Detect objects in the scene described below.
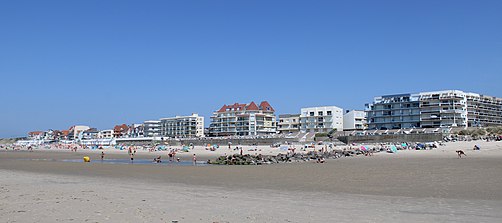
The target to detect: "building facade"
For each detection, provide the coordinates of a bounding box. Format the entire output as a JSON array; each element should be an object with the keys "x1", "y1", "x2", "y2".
[
  {"x1": 366, "y1": 90, "x2": 502, "y2": 129},
  {"x1": 278, "y1": 114, "x2": 301, "y2": 133},
  {"x1": 300, "y1": 106, "x2": 343, "y2": 133},
  {"x1": 160, "y1": 113, "x2": 205, "y2": 138},
  {"x1": 343, "y1": 110, "x2": 367, "y2": 130},
  {"x1": 366, "y1": 94, "x2": 421, "y2": 130},
  {"x1": 143, "y1": 120, "x2": 161, "y2": 137},
  {"x1": 209, "y1": 101, "x2": 276, "y2": 136},
  {"x1": 68, "y1": 125, "x2": 91, "y2": 140},
  {"x1": 98, "y1": 130, "x2": 114, "y2": 139}
]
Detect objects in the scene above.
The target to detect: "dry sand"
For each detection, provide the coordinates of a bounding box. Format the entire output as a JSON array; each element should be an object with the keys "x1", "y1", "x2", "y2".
[{"x1": 1, "y1": 141, "x2": 502, "y2": 222}]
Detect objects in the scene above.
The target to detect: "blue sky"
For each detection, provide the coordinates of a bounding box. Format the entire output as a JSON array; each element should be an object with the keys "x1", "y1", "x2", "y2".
[{"x1": 1, "y1": 0, "x2": 501, "y2": 138}]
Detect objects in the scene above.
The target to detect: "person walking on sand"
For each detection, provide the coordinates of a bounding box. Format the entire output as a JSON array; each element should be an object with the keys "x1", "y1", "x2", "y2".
[
  {"x1": 130, "y1": 151, "x2": 135, "y2": 162},
  {"x1": 101, "y1": 151, "x2": 105, "y2": 161},
  {"x1": 193, "y1": 154, "x2": 197, "y2": 166}
]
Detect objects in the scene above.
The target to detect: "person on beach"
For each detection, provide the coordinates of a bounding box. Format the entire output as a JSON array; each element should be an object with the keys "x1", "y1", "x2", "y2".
[
  {"x1": 130, "y1": 152, "x2": 135, "y2": 162},
  {"x1": 168, "y1": 151, "x2": 173, "y2": 162},
  {"x1": 101, "y1": 151, "x2": 105, "y2": 161},
  {"x1": 153, "y1": 156, "x2": 161, "y2": 163},
  {"x1": 193, "y1": 154, "x2": 197, "y2": 165}
]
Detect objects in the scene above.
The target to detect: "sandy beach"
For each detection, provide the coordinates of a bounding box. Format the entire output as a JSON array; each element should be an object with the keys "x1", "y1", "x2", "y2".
[{"x1": 1, "y1": 141, "x2": 502, "y2": 222}]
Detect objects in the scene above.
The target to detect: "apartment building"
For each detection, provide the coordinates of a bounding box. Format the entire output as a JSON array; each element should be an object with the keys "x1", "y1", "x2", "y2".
[
  {"x1": 366, "y1": 90, "x2": 502, "y2": 129},
  {"x1": 160, "y1": 113, "x2": 205, "y2": 138},
  {"x1": 82, "y1": 128, "x2": 99, "y2": 140},
  {"x1": 143, "y1": 120, "x2": 161, "y2": 137},
  {"x1": 209, "y1": 101, "x2": 276, "y2": 136},
  {"x1": 419, "y1": 90, "x2": 468, "y2": 128},
  {"x1": 366, "y1": 94, "x2": 421, "y2": 130},
  {"x1": 278, "y1": 114, "x2": 301, "y2": 133},
  {"x1": 343, "y1": 110, "x2": 367, "y2": 130},
  {"x1": 98, "y1": 129, "x2": 114, "y2": 139},
  {"x1": 300, "y1": 106, "x2": 343, "y2": 133},
  {"x1": 68, "y1": 125, "x2": 91, "y2": 140},
  {"x1": 466, "y1": 93, "x2": 502, "y2": 127}
]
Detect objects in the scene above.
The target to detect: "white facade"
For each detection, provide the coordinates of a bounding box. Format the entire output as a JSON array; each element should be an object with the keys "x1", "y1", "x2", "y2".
[
  {"x1": 69, "y1": 125, "x2": 90, "y2": 140},
  {"x1": 343, "y1": 110, "x2": 367, "y2": 130},
  {"x1": 300, "y1": 106, "x2": 343, "y2": 133},
  {"x1": 209, "y1": 101, "x2": 277, "y2": 136},
  {"x1": 366, "y1": 90, "x2": 502, "y2": 129},
  {"x1": 160, "y1": 113, "x2": 205, "y2": 138},
  {"x1": 98, "y1": 129, "x2": 114, "y2": 139},
  {"x1": 143, "y1": 120, "x2": 161, "y2": 137}
]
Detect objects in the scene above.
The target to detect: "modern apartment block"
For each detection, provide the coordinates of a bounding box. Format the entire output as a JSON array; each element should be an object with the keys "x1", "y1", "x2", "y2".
[
  {"x1": 300, "y1": 106, "x2": 343, "y2": 133},
  {"x1": 160, "y1": 113, "x2": 205, "y2": 138},
  {"x1": 366, "y1": 94, "x2": 421, "y2": 130},
  {"x1": 466, "y1": 93, "x2": 502, "y2": 127},
  {"x1": 278, "y1": 114, "x2": 301, "y2": 133},
  {"x1": 343, "y1": 110, "x2": 367, "y2": 130},
  {"x1": 209, "y1": 101, "x2": 276, "y2": 136},
  {"x1": 419, "y1": 90, "x2": 468, "y2": 128},
  {"x1": 143, "y1": 120, "x2": 161, "y2": 137},
  {"x1": 366, "y1": 90, "x2": 502, "y2": 129}
]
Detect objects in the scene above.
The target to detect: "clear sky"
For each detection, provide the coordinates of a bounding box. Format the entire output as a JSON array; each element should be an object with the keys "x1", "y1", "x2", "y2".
[{"x1": 1, "y1": 0, "x2": 501, "y2": 138}]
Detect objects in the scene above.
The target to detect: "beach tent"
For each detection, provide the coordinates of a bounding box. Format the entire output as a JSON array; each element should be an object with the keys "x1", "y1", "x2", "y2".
[
  {"x1": 181, "y1": 146, "x2": 190, "y2": 152},
  {"x1": 390, "y1": 145, "x2": 398, "y2": 153}
]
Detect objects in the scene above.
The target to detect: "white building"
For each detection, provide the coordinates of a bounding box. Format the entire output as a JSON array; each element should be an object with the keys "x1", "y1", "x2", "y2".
[
  {"x1": 98, "y1": 129, "x2": 114, "y2": 139},
  {"x1": 300, "y1": 106, "x2": 343, "y2": 133},
  {"x1": 68, "y1": 125, "x2": 90, "y2": 140},
  {"x1": 209, "y1": 101, "x2": 276, "y2": 136},
  {"x1": 160, "y1": 113, "x2": 205, "y2": 138},
  {"x1": 278, "y1": 114, "x2": 301, "y2": 133},
  {"x1": 143, "y1": 120, "x2": 161, "y2": 137},
  {"x1": 343, "y1": 110, "x2": 367, "y2": 130},
  {"x1": 82, "y1": 128, "x2": 99, "y2": 140},
  {"x1": 366, "y1": 90, "x2": 502, "y2": 129}
]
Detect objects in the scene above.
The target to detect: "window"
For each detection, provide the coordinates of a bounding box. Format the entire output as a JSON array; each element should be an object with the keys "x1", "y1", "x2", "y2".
[
  {"x1": 327, "y1": 111, "x2": 332, "y2": 115},
  {"x1": 318, "y1": 111, "x2": 323, "y2": 116},
  {"x1": 310, "y1": 112, "x2": 314, "y2": 116}
]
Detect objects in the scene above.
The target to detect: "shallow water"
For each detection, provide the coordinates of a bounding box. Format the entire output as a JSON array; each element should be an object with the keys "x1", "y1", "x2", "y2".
[{"x1": 32, "y1": 158, "x2": 208, "y2": 166}]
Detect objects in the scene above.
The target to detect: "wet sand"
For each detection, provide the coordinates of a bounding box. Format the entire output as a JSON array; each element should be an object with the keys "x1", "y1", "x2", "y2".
[{"x1": 1, "y1": 141, "x2": 502, "y2": 222}]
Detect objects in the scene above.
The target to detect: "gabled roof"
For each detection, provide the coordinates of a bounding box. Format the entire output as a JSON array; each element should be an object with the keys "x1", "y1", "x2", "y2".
[
  {"x1": 259, "y1": 101, "x2": 275, "y2": 112},
  {"x1": 28, "y1": 131, "x2": 44, "y2": 136},
  {"x1": 114, "y1": 124, "x2": 129, "y2": 132},
  {"x1": 247, "y1": 101, "x2": 260, "y2": 111},
  {"x1": 216, "y1": 101, "x2": 275, "y2": 113}
]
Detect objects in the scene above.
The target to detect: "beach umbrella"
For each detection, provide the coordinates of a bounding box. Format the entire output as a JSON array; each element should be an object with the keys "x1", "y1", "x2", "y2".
[{"x1": 360, "y1": 146, "x2": 367, "y2": 151}]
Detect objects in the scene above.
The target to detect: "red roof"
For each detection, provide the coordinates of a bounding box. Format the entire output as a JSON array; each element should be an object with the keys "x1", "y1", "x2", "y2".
[
  {"x1": 217, "y1": 103, "x2": 247, "y2": 112},
  {"x1": 259, "y1": 101, "x2": 275, "y2": 112},
  {"x1": 28, "y1": 131, "x2": 44, "y2": 136},
  {"x1": 216, "y1": 101, "x2": 275, "y2": 113},
  {"x1": 114, "y1": 124, "x2": 129, "y2": 132},
  {"x1": 247, "y1": 101, "x2": 259, "y2": 111}
]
